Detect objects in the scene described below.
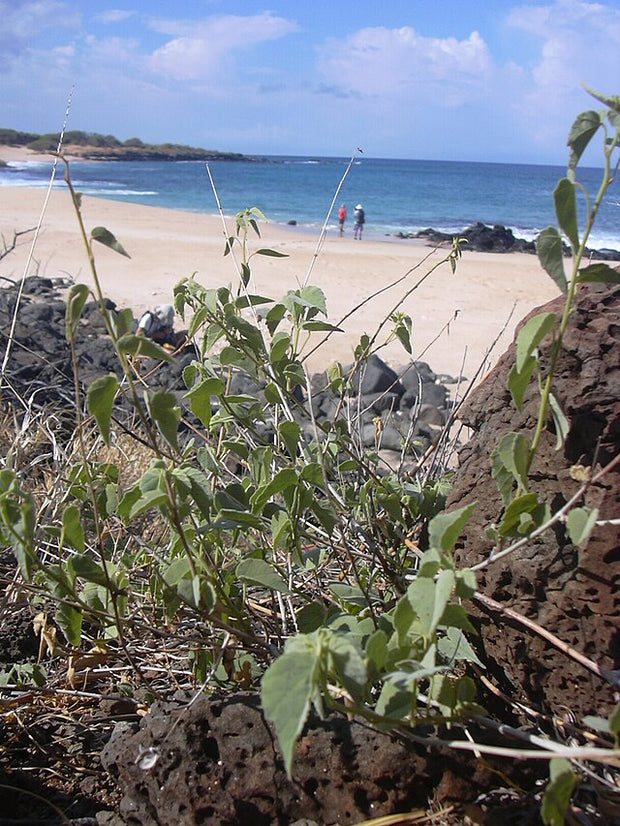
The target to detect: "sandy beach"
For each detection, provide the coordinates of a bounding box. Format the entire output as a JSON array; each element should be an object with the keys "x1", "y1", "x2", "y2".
[{"x1": 1, "y1": 148, "x2": 562, "y2": 383}]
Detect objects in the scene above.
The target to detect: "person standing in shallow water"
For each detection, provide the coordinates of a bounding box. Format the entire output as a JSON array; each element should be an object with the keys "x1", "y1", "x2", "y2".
[
  {"x1": 338, "y1": 203, "x2": 347, "y2": 236},
  {"x1": 353, "y1": 204, "x2": 365, "y2": 240}
]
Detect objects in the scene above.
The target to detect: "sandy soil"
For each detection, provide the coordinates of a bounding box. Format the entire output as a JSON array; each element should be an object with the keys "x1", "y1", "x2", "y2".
[{"x1": 0, "y1": 157, "x2": 561, "y2": 381}]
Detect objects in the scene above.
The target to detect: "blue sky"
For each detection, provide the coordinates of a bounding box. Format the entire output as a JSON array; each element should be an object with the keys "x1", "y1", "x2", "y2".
[{"x1": 1, "y1": 0, "x2": 619, "y2": 163}]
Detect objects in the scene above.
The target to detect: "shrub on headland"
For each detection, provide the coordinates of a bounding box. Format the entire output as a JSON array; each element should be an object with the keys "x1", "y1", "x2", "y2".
[
  {"x1": 0, "y1": 126, "x2": 249, "y2": 160},
  {"x1": 0, "y1": 127, "x2": 40, "y2": 146}
]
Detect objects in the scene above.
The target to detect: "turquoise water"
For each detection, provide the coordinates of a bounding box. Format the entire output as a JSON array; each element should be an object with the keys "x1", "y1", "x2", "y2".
[{"x1": 2, "y1": 155, "x2": 619, "y2": 250}]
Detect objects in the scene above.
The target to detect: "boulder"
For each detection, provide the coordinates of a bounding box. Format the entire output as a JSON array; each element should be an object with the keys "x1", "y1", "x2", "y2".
[
  {"x1": 358, "y1": 390, "x2": 401, "y2": 415},
  {"x1": 348, "y1": 354, "x2": 404, "y2": 397},
  {"x1": 412, "y1": 224, "x2": 620, "y2": 261},
  {"x1": 396, "y1": 360, "x2": 449, "y2": 412},
  {"x1": 414, "y1": 223, "x2": 536, "y2": 253},
  {"x1": 0, "y1": 278, "x2": 453, "y2": 467},
  {"x1": 398, "y1": 359, "x2": 437, "y2": 387},
  {"x1": 446, "y1": 282, "x2": 619, "y2": 719},
  {"x1": 101, "y1": 691, "x2": 501, "y2": 826},
  {"x1": 464, "y1": 222, "x2": 535, "y2": 253}
]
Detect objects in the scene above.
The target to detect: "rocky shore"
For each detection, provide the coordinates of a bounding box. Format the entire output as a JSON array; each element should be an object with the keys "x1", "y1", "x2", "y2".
[
  {"x1": 394, "y1": 220, "x2": 620, "y2": 260},
  {"x1": 0, "y1": 276, "x2": 456, "y2": 473},
  {"x1": 0, "y1": 129, "x2": 255, "y2": 163}
]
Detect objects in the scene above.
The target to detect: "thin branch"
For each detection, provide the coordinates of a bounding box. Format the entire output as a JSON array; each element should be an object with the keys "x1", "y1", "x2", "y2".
[
  {"x1": 301, "y1": 244, "x2": 445, "y2": 364},
  {"x1": 0, "y1": 88, "x2": 74, "y2": 384},
  {"x1": 399, "y1": 728, "x2": 620, "y2": 766},
  {"x1": 470, "y1": 452, "x2": 620, "y2": 572},
  {"x1": 0, "y1": 228, "x2": 37, "y2": 262},
  {"x1": 302, "y1": 147, "x2": 362, "y2": 288}
]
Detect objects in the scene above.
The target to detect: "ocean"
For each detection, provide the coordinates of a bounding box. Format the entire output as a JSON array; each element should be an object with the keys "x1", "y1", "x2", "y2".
[{"x1": 2, "y1": 154, "x2": 619, "y2": 251}]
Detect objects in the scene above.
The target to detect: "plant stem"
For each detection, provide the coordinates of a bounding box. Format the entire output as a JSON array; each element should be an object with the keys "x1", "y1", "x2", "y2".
[{"x1": 527, "y1": 130, "x2": 619, "y2": 471}]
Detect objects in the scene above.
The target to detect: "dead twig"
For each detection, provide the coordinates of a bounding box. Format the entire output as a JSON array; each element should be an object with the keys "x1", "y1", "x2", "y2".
[
  {"x1": 472, "y1": 591, "x2": 619, "y2": 687},
  {"x1": 0, "y1": 228, "x2": 37, "y2": 262}
]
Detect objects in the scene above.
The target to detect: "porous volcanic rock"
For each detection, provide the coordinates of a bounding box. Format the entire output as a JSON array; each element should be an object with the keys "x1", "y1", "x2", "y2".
[
  {"x1": 0, "y1": 280, "x2": 452, "y2": 464},
  {"x1": 101, "y1": 692, "x2": 500, "y2": 826},
  {"x1": 415, "y1": 222, "x2": 536, "y2": 253},
  {"x1": 446, "y1": 282, "x2": 619, "y2": 720},
  {"x1": 0, "y1": 279, "x2": 122, "y2": 408}
]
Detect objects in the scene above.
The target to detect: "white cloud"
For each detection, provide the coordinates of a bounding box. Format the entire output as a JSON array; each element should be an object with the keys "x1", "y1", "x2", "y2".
[
  {"x1": 0, "y1": 0, "x2": 78, "y2": 69},
  {"x1": 147, "y1": 12, "x2": 299, "y2": 82},
  {"x1": 3, "y1": 1, "x2": 618, "y2": 162},
  {"x1": 311, "y1": 4, "x2": 620, "y2": 159},
  {"x1": 95, "y1": 9, "x2": 136, "y2": 25},
  {"x1": 83, "y1": 34, "x2": 141, "y2": 67},
  {"x1": 507, "y1": 0, "x2": 610, "y2": 33},
  {"x1": 316, "y1": 26, "x2": 493, "y2": 104},
  {"x1": 507, "y1": 0, "x2": 620, "y2": 127}
]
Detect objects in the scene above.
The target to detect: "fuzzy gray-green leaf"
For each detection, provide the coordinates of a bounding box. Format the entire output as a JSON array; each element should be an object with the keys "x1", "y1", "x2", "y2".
[
  {"x1": 536, "y1": 227, "x2": 567, "y2": 294},
  {"x1": 508, "y1": 355, "x2": 536, "y2": 412},
  {"x1": 117, "y1": 333, "x2": 174, "y2": 362},
  {"x1": 147, "y1": 391, "x2": 180, "y2": 451},
  {"x1": 262, "y1": 645, "x2": 319, "y2": 777},
  {"x1": 184, "y1": 377, "x2": 224, "y2": 427},
  {"x1": 407, "y1": 569, "x2": 455, "y2": 638},
  {"x1": 582, "y1": 86, "x2": 620, "y2": 115},
  {"x1": 566, "y1": 506, "x2": 598, "y2": 547},
  {"x1": 566, "y1": 110, "x2": 602, "y2": 173},
  {"x1": 87, "y1": 374, "x2": 118, "y2": 446},
  {"x1": 255, "y1": 248, "x2": 289, "y2": 258},
  {"x1": 428, "y1": 502, "x2": 476, "y2": 553},
  {"x1": 541, "y1": 758, "x2": 577, "y2": 826},
  {"x1": 69, "y1": 554, "x2": 109, "y2": 587},
  {"x1": 61, "y1": 505, "x2": 85, "y2": 553},
  {"x1": 90, "y1": 226, "x2": 131, "y2": 258},
  {"x1": 55, "y1": 602, "x2": 83, "y2": 648},
  {"x1": 499, "y1": 492, "x2": 540, "y2": 537},
  {"x1": 236, "y1": 558, "x2": 291, "y2": 594},
  {"x1": 577, "y1": 263, "x2": 620, "y2": 285},
  {"x1": 65, "y1": 283, "x2": 90, "y2": 340},
  {"x1": 554, "y1": 178, "x2": 579, "y2": 250},
  {"x1": 549, "y1": 391, "x2": 569, "y2": 450},
  {"x1": 516, "y1": 312, "x2": 557, "y2": 372},
  {"x1": 492, "y1": 432, "x2": 530, "y2": 498}
]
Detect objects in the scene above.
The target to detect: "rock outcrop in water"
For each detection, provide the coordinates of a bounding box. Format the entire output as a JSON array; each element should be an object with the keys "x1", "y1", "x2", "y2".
[{"x1": 395, "y1": 221, "x2": 620, "y2": 260}]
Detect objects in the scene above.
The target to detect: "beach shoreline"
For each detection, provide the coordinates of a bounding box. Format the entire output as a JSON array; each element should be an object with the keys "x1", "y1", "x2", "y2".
[{"x1": 1, "y1": 173, "x2": 562, "y2": 382}]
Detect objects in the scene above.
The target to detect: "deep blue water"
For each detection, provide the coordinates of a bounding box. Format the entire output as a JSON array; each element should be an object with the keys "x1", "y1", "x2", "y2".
[{"x1": 2, "y1": 154, "x2": 619, "y2": 250}]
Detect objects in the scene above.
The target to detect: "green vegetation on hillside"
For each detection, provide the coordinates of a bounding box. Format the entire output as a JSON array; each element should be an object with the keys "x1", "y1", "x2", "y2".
[
  {"x1": 0, "y1": 128, "x2": 40, "y2": 146},
  {"x1": 0, "y1": 127, "x2": 250, "y2": 161}
]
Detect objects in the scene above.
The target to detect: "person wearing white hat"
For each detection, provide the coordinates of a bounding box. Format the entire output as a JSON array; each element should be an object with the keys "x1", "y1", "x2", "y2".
[{"x1": 353, "y1": 204, "x2": 365, "y2": 240}]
